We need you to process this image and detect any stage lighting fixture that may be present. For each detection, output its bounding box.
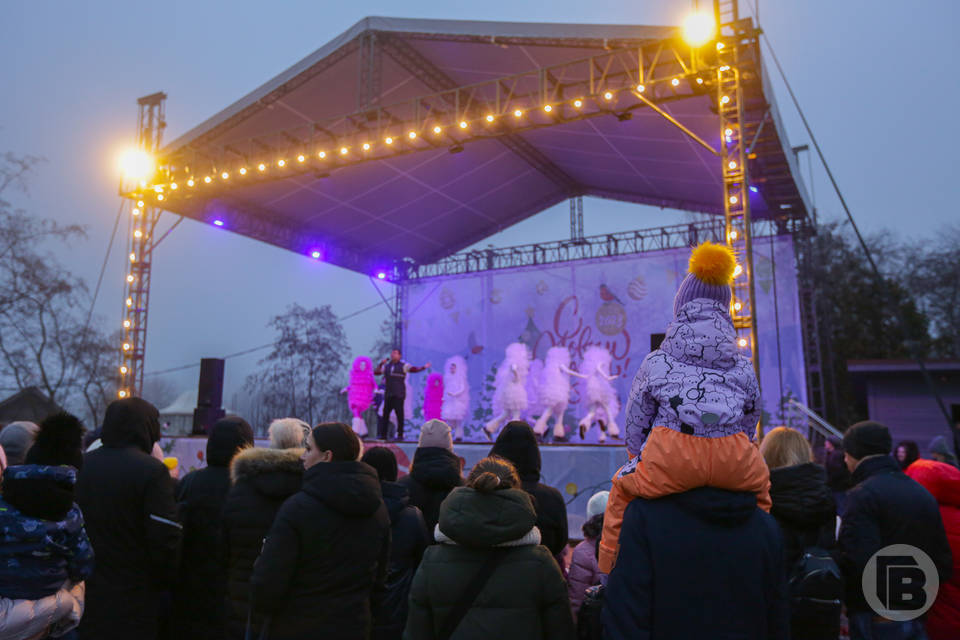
[204,176,212,183]
[297,154,305,163]
[543,104,553,112]
[123,320,131,328]
[720,95,731,105]
[738,337,748,348]
[603,91,613,100]
[153,185,163,193]
[118,390,128,398]
[573,100,582,108]
[734,302,742,311]
[433,126,443,134]
[123,343,131,351]
[728,161,737,169]
[682,11,715,48]
[486,114,495,122]
[729,230,738,240]
[213,219,224,227]
[459,121,468,129]
[729,195,738,204]
[239,167,247,175]
[717,42,725,50]
[385,137,394,145]
[340,147,349,155]
[749,186,759,193]
[187,179,196,187]
[318,151,327,159]
[119,149,154,180]
[126,275,135,283]
[733,264,743,277]
[156,194,164,201]
[170,182,178,190]
[514,109,523,117]
[120,366,128,374]
[310,250,322,259]
[132,208,140,216]
[278,159,286,167]
[137,200,145,208]
[671,78,680,87]
[719,65,730,72]
[362,143,371,151]
[724,128,733,137]
[377,272,387,280]
[126,297,132,307]
[408,131,417,139]
[221,172,229,180]
[134,230,143,238]
[129,253,136,262]
[635,85,645,93]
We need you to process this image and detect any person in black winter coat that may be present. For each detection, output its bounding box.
[76,398,182,640]
[168,416,254,639]
[602,487,789,639]
[222,420,306,640]
[398,420,464,539]
[251,423,391,640]
[838,421,953,640]
[761,427,839,640]
[489,422,569,559]
[362,446,430,640]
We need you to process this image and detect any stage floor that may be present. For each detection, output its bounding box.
[160,436,629,541]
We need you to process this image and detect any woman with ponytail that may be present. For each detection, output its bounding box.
[403,456,575,640]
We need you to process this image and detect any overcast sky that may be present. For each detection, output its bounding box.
[3,0,958,404]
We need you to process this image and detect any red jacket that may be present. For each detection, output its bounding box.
[906,459,960,639]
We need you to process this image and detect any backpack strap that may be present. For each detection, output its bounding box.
[438,548,507,640]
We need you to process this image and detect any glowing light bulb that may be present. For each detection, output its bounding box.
[137,200,144,208]
[734,302,742,311]
[156,194,163,201]
[724,128,733,137]
[385,137,393,145]
[340,147,349,155]
[362,143,371,151]
[514,109,523,117]
[635,85,645,93]
[187,179,195,187]
[170,182,178,190]
[134,230,142,238]
[258,163,266,171]
[123,319,131,328]
[433,126,442,134]
[377,272,386,280]
[129,252,136,262]
[213,219,224,227]
[573,99,583,108]
[318,151,326,159]
[604,91,613,100]
[132,208,140,216]
[408,131,417,139]
[543,104,553,112]
[204,176,212,183]
[683,11,716,47]
[118,149,155,180]
[153,185,163,193]
[310,250,321,259]
[277,159,286,167]
[123,343,131,351]
[459,121,468,129]
[120,366,128,374]
[728,161,737,169]
[126,297,132,307]
[720,95,731,105]
[719,65,731,72]
[729,195,738,204]
[239,167,247,175]
[126,274,134,283]
[297,154,305,163]
[733,264,743,277]
[221,171,229,180]
[729,230,738,240]
[671,78,680,87]
[717,42,725,50]
[118,390,128,398]
[486,114,495,122]
[696,77,704,85]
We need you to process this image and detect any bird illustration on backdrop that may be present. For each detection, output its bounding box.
[599,284,625,305]
[467,331,484,355]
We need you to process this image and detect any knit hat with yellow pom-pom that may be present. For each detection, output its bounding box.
[673,242,736,316]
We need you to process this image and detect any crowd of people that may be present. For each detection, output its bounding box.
[0,240,957,640]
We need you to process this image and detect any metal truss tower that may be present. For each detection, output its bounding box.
[118,92,167,400]
[715,0,761,380]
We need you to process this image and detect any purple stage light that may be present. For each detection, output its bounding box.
[749,186,759,193]
[213,219,224,227]
[376,272,386,280]
[310,250,322,259]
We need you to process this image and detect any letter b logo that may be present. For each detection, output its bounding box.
[864,545,938,621]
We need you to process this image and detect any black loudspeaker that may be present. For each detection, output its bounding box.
[192,358,225,435]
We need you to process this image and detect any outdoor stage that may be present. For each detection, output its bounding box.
[161,436,628,540]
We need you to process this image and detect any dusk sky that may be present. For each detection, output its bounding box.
[3,1,958,404]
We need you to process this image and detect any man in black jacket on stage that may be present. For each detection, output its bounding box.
[374,349,430,441]
[75,398,182,640]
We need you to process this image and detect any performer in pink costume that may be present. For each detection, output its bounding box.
[345,356,376,437]
[423,372,444,421]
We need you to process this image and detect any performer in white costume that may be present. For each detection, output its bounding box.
[441,355,470,441]
[484,342,530,438]
[533,346,577,440]
[575,346,621,443]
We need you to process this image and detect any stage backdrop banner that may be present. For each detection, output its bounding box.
[401,234,805,442]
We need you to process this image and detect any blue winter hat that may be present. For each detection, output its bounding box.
[673,242,735,316]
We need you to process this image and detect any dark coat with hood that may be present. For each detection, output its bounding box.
[75,398,182,640]
[769,462,838,640]
[168,417,254,639]
[603,488,789,640]
[489,422,569,558]
[222,446,304,640]
[837,455,953,615]
[373,480,430,640]
[398,446,463,538]
[251,460,391,640]
[403,486,575,640]
[0,464,94,600]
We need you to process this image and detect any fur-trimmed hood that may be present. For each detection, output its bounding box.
[230,447,304,499]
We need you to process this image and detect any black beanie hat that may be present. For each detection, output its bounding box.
[361,446,398,482]
[206,416,255,467]
[25,412,85,470]
[311,422,360,462]
[843,420,892,460]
